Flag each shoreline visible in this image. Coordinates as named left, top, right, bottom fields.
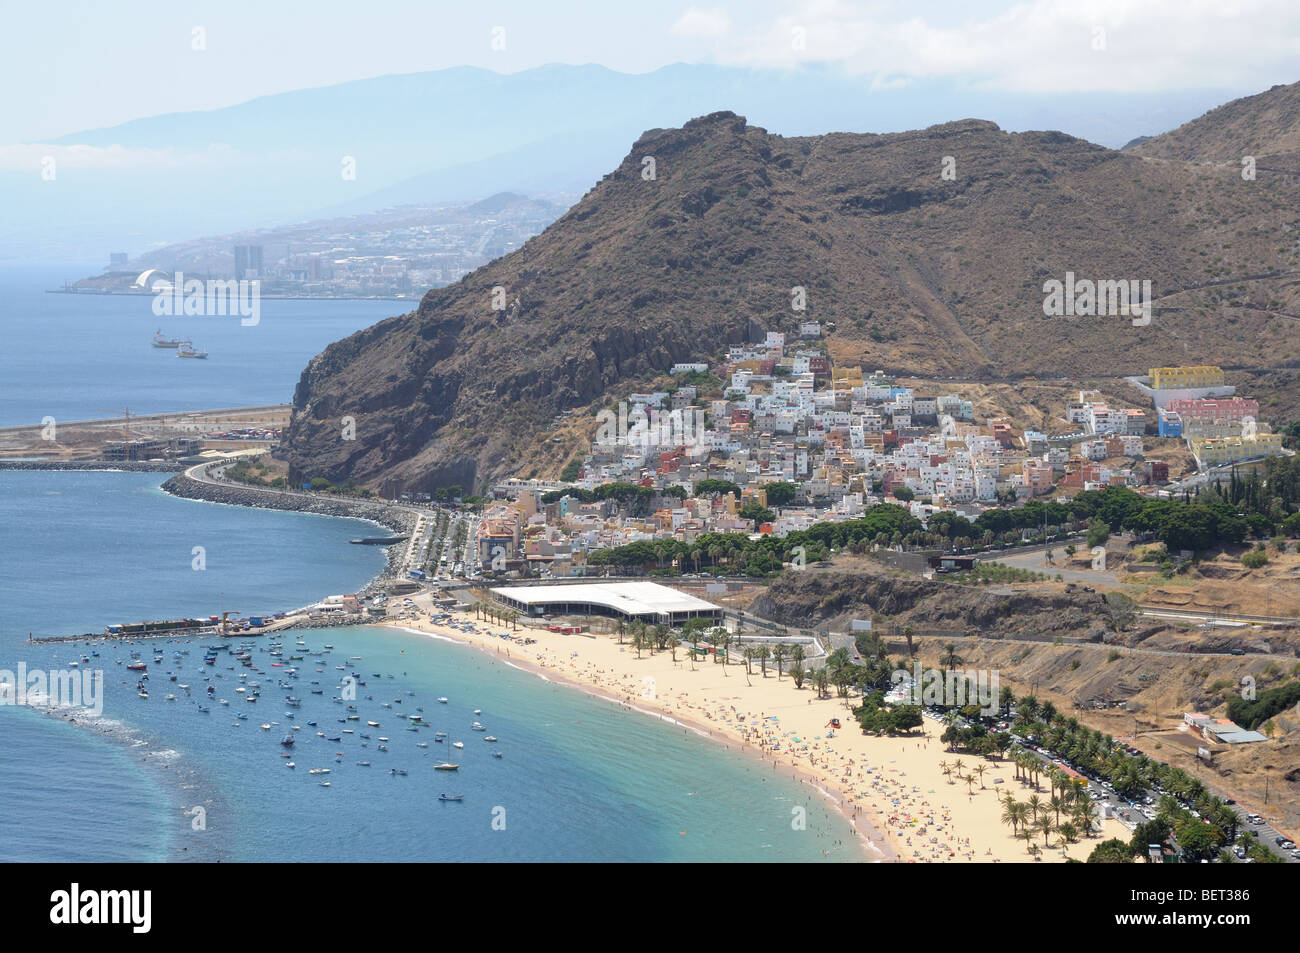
left=386, top=622, right=893, bottom=863
left=381, top=610, right=1133, bottom=864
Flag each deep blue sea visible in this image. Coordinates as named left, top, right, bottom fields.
left=0, top=270, right=861, bottom=862
left=0, top=264, right=401, bottom=427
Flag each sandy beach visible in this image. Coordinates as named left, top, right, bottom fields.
left=383, top=607, right=1130, bottom=862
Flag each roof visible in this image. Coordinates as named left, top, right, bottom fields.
left=1212, top=730, right=1268, bottom=744
left=490, top=581, right=717, bottom=616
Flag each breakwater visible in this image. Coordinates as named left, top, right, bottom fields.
left=0, top=460, right=186, bottom=472
left=161, top=470, right=416, bottom=585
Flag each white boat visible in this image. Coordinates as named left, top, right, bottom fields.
left=452, top=741, right=464, bottom=749
left=437, top=697, right=448, bottom=704
left=177, top=341, right=208, bottom=359
left=492, top=750, right=503, bottom=758
left=434, top=762, right=459, bottom=771
left=484, top=736, right=497, bottom=742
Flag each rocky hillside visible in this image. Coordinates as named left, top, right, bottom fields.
left=283, top=86, right=1300, bottom=494
left=748, top=563, right=1120, bottom=639
left=1130, top=80, right=1300, bottom=160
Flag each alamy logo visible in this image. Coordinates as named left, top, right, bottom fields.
left=50, top=884, right=151, bottom=933
left=595, top=403, right=707, bottom=456
left=152, top=271, right=261, bottom=326
left=891, top=662, right=999, bottom=715
left=1042, top=271, right=1151, bottom=326
left=0, top=662, right=103, bottom=716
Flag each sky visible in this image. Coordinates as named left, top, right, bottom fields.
left=4, top=0, right=1299, bottom=144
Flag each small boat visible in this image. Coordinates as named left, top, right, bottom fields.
left=437, top=697, right=448, bottom=704
left=434, top=763, right=459, bottom=771
left=416, top=742, right=428, bottom=748
left=137, top=690, right=149, bottom=698
left=126, top=661, right=147, bottom=672
left=437, top=794, right=463, bottom=802
left=367, top=721, right=380, bottom=727
left=280, top=735, right=295, bottom=747
left=389, top=769, right=408, bottom=776
left=356, top=761, right=371, bottom=767
left=261, top=723, right=271, bottom=731
left=492, top=750, right=503, bottom=759
left=177, top=341, right=208, bottom=359
left=452, top=742, right=463, bottom=749
left=308, top=768, right=330, bottom=775
left=473, top=709, right=481, bottom=716
left=319, top=781, right=331, bottom=787
left=470, top=723, right=486, bottom=731
left=165, top=694, right=176, bottom=701
left=484, top=736, right=497, bottom=742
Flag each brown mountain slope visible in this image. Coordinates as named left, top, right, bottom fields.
left=1130, top=80, right=1300, bottom=160
left=283, top=98, right=1300, bottom=494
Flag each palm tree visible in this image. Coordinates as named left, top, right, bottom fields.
left=1058, top=821, right=1079, bottom=845
left=1037, top=816, right=1055, bottom=847
left=1019, top=828, right=1036, bottom=854
left=974, top=764, right=987, bottom=789
left=964, top=774, right=977, bottom=796
left=1027, top=794, right=1043, bottom=822
left=1001, top=799, right=1022, bottom=835
left=812, top=667, right=830, bottom=699
left=772, top=644, right=787, bottom=680
left=757, top=644, right=771, bottom=678
left=1012, top=801, right=1030, bottom=835
left=1049, top=795, right=1064, bottom=825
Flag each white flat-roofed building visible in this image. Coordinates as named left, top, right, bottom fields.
left=490, top=581, right=723, bottom=626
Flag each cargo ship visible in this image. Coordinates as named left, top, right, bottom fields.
left=152, top=329, right=186, bottom=348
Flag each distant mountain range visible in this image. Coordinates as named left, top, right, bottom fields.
left=0, top=63, right=1253, bottom=261
left=279, top=81, right=1300, bottom=494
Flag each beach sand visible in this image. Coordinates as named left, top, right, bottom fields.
left=383, top=606, right=1130, bottom=863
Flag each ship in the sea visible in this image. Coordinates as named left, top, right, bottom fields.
left=177, top=342, right=208, bottom=359
left=152, top=329, right=186, bottom=348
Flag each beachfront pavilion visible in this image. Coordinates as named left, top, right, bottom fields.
left=489, top=581, right=723, bottom=628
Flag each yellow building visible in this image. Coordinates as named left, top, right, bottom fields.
left=1149, top=365, right=1225, bottom=390
left=832, top=366, right=864, bottom=389
left=1189, top=433, right=1283, bottom=467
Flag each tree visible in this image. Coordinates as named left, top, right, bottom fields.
left=772, top=644, right=787, bottom=680
left=812, top=667, right=830, bottom=699
left=1087, top=839, right=1134, bottom=863
left=1086, top=518, right=1110, bottom=549
left=789, top=661, right=806, bottom=689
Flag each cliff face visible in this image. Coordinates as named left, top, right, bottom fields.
left=283, top=92, right=1300, bottom=493
left=749, top=565, right=1114, bottom=638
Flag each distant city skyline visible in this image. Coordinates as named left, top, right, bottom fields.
left=4, top=0, right=1299, bottom=144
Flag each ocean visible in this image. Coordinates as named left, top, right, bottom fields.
left=0, top=270, right=862, bottom=862
left=0, top=264, right=401, bottom=427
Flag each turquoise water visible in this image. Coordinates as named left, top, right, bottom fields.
left=0, top=471, right=862, bottom=861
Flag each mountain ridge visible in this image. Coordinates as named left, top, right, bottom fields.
left=281, top=87, right=1300, bottom=494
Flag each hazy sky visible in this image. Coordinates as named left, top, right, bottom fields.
left=4, top=0, right=1299, bottom=142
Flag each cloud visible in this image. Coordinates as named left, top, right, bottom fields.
left=671, top=6, right=733, bottom=39
left=707, top=0, right=1300, bottom=93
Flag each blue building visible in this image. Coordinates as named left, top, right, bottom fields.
left=1158, top=408, right=1183, bottom=438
